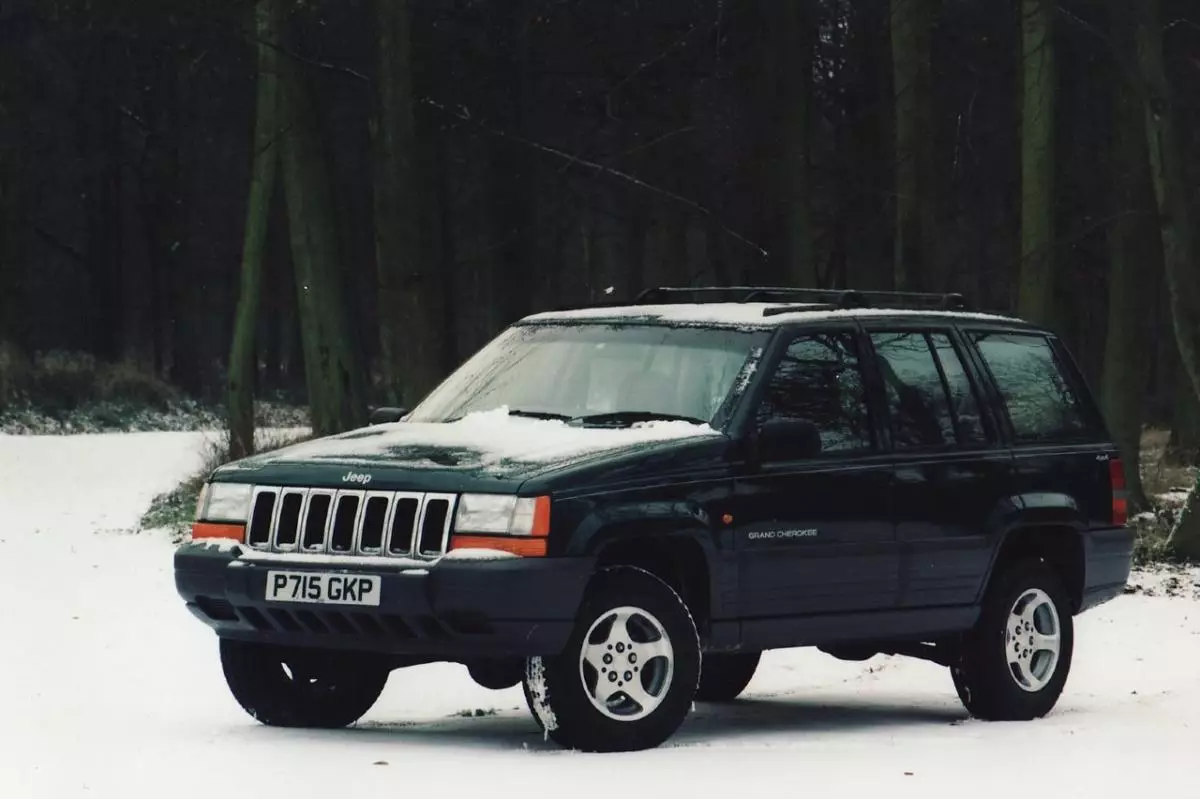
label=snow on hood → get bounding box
[231,407,721,474]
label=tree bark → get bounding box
[1168,376,1200,464]
[277,17,368,437]
[779,0,817,287]
[1101,17,1155,511]
[227,0,282,460]
[1017,0,1056,326]
[0,103,21,350]
[890,0,936,292]
[79,36,125,361]
[373,0,441,407]
[1134,0,1200,557]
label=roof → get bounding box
[522,302,1028,330]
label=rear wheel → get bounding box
[522,567,700,752]
[220,639,389,729]
[951,560,1074,721]
[695,652,761,702]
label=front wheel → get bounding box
[220,639,389,729]
[523,567,700,752]
[951,560,1074,721]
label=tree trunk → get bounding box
[1101,17,1155,511]
[373,0,440,407]
[1017,0,1056,326]
[890,0,936,292]
[1134,0,1200,557]
[0,107,22,350]
[227,0,282,460]
[775,0,818,288]
[488,1,536,328]
[80,37,125,361]
[277,19,368,437]
[1168,377,1200,464]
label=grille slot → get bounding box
[303,493,333,550]
[387,495,420,556]
[240,485,454,559]
[247,491,277,547]
[275,491,305,549]
[329,492,362,553]
[359,496,390,553]
[417,495,453,557]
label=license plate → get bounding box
[265,571,381,607]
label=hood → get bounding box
[212,408,722,493]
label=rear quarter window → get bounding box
[969,332,1096,444]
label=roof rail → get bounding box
[633,286,971,313]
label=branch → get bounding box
[25,218,85,262]
[420,97,768,258]
[240,30,371,85]
[118,105,149,133]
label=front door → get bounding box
[732,328,898,623]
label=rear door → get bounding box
[860,324,1015,608]
[965,330,1115,530]
[732,325,898,619]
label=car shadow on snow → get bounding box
[264,696,967,753]
[671,696,966,746]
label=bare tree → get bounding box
[227,0,282,460]
[373,0,442,407]
[890,0,936,291]
[277,11,368,436]
[1101,0,1156,511]
[1133,0,1200,556]
[1017,0,1056,326]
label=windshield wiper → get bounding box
[571,411,708,427]
[507,409,573,421]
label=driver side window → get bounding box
[755,332,874,454]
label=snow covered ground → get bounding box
[2,431,1199,798]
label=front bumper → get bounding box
[175,542,595,658]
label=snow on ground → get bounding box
[2,431,1199,798]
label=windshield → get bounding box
[407,323,768,426]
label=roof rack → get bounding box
[633,286,970,315]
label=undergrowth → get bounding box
[0,345,308,434]
[139,428,310,542]
[1131,428,1198,566]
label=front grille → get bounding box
[245,486,456,558]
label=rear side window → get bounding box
[930,334,989,447]
[869,331,989,450]
[756,332,873,453]
[970,333,1090,443]
[870,332,957,449]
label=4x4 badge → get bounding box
[342,471,373,486]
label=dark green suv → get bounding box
[176,287,1134,752]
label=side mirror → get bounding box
[369,406,409,425]
[758,418,823,463]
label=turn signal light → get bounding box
[449,535,548,557]
[191,522,247,543]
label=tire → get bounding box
[220,639,389,729]
[522,567,701,752]
[951,559,1075,721]
[695,652,761,702]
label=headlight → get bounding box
[194,483,209,522]
[199,483,254,524]
[454,494,550,537]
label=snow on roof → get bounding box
[523,302,1024,329]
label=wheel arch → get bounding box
[984,522,1086,613]
[586,524,720,636]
